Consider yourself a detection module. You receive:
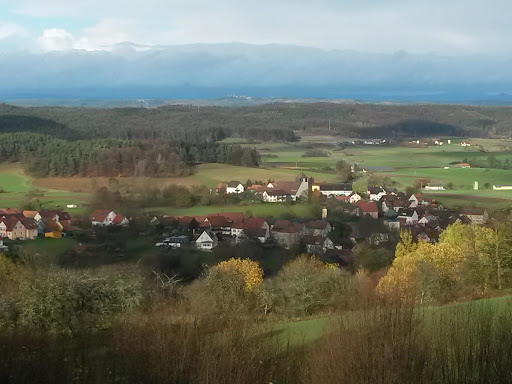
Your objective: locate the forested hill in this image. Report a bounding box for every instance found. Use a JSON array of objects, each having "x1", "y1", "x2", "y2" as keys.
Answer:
[{"x1": 2, "y1": 102, "x2": 512, "y2": 140}]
